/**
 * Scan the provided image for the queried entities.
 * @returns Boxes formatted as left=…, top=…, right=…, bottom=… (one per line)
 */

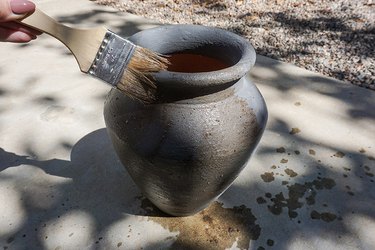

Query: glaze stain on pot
left=167, top=53, right=230, bottom=73
left=140, top=198, right=261, bottom=250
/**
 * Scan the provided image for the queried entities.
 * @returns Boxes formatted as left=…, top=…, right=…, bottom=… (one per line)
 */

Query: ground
left=93, top=0, right=375, bottom=90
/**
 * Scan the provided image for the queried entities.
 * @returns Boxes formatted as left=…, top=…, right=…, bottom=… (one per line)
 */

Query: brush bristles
left=117, top=46, right=170, bottom=103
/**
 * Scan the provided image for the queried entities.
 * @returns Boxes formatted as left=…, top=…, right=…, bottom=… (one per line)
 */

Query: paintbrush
left=19, top=8, right=169, bottom=103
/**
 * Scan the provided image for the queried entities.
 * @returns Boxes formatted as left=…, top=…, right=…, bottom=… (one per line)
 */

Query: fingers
left=0, top=0, right=38, bottom=42
left=0, top=21, right=42, bottom=35
left=0, top=23, right=40, bottom=42
left=10, top=0, right=36, bottom=15
left=0, top=25, right=36, bottom=42
left=0, top=0, right=36, bottom=22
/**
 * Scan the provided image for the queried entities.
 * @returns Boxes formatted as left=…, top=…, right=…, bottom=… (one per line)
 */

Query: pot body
left=103, top=25, right=268, bottom=216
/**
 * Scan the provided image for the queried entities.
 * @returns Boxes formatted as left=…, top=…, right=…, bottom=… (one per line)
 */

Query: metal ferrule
left=88, top=30, right=136, bottom=87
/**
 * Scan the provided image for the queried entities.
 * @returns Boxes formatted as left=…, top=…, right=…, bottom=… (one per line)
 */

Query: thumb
left=0, top=0, right=35, bottom=22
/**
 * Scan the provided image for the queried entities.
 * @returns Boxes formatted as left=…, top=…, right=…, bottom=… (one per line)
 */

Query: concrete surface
left=0, top=0, right=374, bottom=249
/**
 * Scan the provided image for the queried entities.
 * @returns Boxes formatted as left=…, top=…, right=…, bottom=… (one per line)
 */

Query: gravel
left=93, top=0, right=375, bottom=89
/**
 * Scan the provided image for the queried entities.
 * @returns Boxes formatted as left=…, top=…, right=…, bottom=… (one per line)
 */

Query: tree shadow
left=223, top=114, right=375, bottom=249
left=214, top=56, right=375, bottom=249
left=2, top=3, right=374, bottom=249
left=0, top=129, right=156, bottom=249
left=1, top=63, right=374, bottom=249
left=219, top=8, right=374, bottom=89
left=252, top=55, right=375, bottom=123
left=56, top=9, right=158, bottom=38
left=15, top=7, right=162, bottom=62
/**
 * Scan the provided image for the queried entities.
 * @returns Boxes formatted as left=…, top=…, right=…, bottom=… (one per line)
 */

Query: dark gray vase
left=103, top=25, right=268, bottom=216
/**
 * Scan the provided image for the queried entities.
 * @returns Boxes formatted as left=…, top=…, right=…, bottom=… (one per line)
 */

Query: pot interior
left=166, top=51, right=233, bottom=73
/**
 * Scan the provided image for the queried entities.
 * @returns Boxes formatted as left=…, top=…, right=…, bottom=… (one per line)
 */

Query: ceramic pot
left=103, top=25, right=268, bottom=216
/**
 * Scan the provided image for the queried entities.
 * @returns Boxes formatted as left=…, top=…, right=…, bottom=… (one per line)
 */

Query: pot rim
left=128, top=24, right=256, bottom=89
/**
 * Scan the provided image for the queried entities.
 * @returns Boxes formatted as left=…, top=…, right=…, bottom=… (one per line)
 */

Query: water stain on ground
left=333, top=151, right=345, bottom=158
left=284, top=168, right=298, bottom=177
left=276, top=147, right=286, bottom=153
left=280, top=158, right=289, bottom=164
left=259, top=177, right=336, bottom=219
left=359, top=148, right=366, bottom=153
left=256, top=197, right=267, bottom=204
left=40, top=105, right=75, bottom=123
left=310, top=210, right=337, bottom=222
left=266, top=239, right=275, bottom=246
left=140, top=199, right=261, bottom=250
left=261, top=172, right=275, bottom=182
left=289, top=127, right=301, bottom=135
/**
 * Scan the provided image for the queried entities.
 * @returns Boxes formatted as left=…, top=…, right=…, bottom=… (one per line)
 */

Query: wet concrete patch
left=333, top=151, right=345, bottom=158
left=280, top=158, right=289, bottom=164
left=140, top=199, right=261, bottom=250
left=266, top=239, right=275, bottom=246
left=284, top=168, right=298, bottom=177
left=261, top=172, right=275, bottom=182
left=40, top=105, right=75, bottom=123
left=255, top=145, right=371, bottom=230
left=138, top=146, right=372, bottom=249
left=256, top=197, right=267, bottom=204
left=363, top=163, right=374, bottom=177
left=310, top=210, right=337, bottom=222
left=259, top=177, right=336, bottom=219
left=276, top=147, right=286, bottom=153
left=289, top=127, right=301, bottom=135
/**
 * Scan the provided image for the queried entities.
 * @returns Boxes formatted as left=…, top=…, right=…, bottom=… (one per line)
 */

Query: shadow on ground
left=1, top=7, right=375, bottom=250
left=1, top=56, right=374, bottom=249
left=0, top=129, right=146, bottom=249
left=15, top=7, right=161, bottom=61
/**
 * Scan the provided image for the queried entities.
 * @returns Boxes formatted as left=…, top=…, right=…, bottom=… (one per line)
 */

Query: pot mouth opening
left=128, top=24, right=256, bottom=102
left=165, top=49, right=240, bottom=74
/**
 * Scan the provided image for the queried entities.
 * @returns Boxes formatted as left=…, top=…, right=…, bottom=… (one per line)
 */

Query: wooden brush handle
left=20, top=9, right=108, bottom=72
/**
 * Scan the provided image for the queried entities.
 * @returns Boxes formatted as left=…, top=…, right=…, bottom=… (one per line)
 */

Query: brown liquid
left=167, top=53, right=230, bottom=73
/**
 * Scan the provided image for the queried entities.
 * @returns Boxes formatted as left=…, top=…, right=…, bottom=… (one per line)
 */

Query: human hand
left=0, top=0, right=41, bottom=42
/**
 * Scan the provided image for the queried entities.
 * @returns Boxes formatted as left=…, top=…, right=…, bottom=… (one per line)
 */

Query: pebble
left=95, top=0, right=374, bottom=89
